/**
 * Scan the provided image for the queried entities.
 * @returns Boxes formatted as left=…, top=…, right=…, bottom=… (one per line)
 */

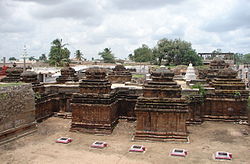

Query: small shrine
left=198, top=57, right=229, bottom=81
left=204, top=67, right=248, bottom=120
left=56, top=64, right=79, bottom=83
left=70, top=67, right=118, bottom=134
left=1, top=63, right=23, bottom=82
left=20, top=71, right=39, bottom=84
left=108, top=65, right=132, bottom=83
left=134, top=67, right=189, bottom=142
left=185, top=63, right=196, bottom=82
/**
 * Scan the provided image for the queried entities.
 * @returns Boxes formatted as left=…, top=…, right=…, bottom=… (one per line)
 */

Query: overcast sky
left=0, top=0, right=250, bottom=60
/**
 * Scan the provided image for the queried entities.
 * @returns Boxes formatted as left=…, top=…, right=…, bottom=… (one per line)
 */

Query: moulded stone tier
left=71, top=67, right=118, bottom=134
left=56, top=66, right=79, bottom=83
left=209, top=57, right=229, bottom=70
left=1, top=64, right=23, bottom=82
left=108, top=65, right=132, bottom=83
left=203, top=67, right=248, bottom=121
left=198, top=57, right=229, bottom=80
left=21, top=71, right=39, bottom=84
left=143, top=67, right=181, bottom=98
left=80, top=68, right=111, bottom=94
left=134, top=67, right=189, bottom=142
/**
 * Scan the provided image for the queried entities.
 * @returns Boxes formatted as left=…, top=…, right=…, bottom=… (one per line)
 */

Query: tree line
left=7, top=38, right=250, bottom=67
left=129, top=38, right=203, bottom=66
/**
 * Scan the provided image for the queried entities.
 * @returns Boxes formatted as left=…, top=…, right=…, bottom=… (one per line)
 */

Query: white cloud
left=0, top=0, right=250, bottom=61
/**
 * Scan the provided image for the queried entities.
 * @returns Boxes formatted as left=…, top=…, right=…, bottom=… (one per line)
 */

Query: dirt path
left=0, top=117, right=249, bottom=164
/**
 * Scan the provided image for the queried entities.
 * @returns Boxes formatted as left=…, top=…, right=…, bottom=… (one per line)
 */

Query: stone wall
left=0, top=84, right=36, bottom=144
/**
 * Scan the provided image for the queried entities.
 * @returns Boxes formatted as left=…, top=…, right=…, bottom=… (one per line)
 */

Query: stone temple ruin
left=198, top=57, right=229, bottom=81
left=134, top=67, right=188, bottom=142
left=108, top=64, right=132, bottom=83
left=56, top=64, right=79, bottom=83
left=1, top=63, right=23, bottom=82
left=204, top=67, right=248, bottom=120
left=0, top=84, right=36, bottom=144
left=0, top=60, right=249, bottom=144
left=70, top=68, right=118, bottom=134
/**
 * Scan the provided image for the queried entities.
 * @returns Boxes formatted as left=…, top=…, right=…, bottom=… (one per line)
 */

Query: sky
left=0, top=0, right=250, bottom=60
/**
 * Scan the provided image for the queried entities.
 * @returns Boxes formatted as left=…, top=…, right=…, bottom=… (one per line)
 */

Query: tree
left=75, top=50, right=83, bottom=61
left=129, top=44, right=153, bottom=62
left=9, top=57, right=17, bottom=61
left=180, top=49, right=203, bottom=66
left=39, top=54, right=47, bottom=62
left=209, top=49, right=223, bottom=59
left=128, top=54, right=133, bottom=61
left=212, top=48, right=222, bottom=54
left=48, top=39, right=70, bottom=66
left=153, top=38, right=202, bottom=66
left=98, top=48, right=115, bottom=63
left=233, top=53, right=244, bottom=65
left=29, top=56, right=37, bottom=61
left=243, top=53, right=250, bottom=63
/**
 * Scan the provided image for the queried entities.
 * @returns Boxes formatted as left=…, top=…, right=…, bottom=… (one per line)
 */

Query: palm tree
left=48, top=39, right=70, bottom=66
left=75, top=50, right=83, bottom=61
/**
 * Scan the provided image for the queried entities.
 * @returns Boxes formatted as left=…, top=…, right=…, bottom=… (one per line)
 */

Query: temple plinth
left=204, top=67, right=248, bottom=120
left=70, top=67, right=118, bottom=134
left=108, top=65, right=132, bottom=83
left=56, top=65, right=79, bottom=83
left=134, top=67, right=188, bottom=142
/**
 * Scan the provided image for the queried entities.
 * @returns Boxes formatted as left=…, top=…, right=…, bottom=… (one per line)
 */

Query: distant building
left=238, top=63, right=250, bottom=88
left=198, top=53, right=234, bottom=66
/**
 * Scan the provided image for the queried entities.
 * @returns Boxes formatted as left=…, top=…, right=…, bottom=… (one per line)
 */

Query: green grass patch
left=132, top=74, right=145, bottom=78
left=195, top=65, right=209, bottom=69
left=0, top=82, right=25, bottom=87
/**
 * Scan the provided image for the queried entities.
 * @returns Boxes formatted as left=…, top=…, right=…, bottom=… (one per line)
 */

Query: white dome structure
left=185, top=63, right=196, bottom=81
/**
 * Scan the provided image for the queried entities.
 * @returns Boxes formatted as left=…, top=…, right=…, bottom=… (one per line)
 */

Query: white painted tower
left=185, top=63, right=196, bottom=81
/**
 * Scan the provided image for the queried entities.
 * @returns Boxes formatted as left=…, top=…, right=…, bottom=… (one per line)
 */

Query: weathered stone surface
left=198, top=57, right=229, bottom=81
left=35, top=85, right=79, bottom=121
left=108, top=65, right=132, bottom=83
left=115, top=87, right=142, bottom=121
left=0, top=84, right=36, bottom=144
left=182, top=88, right=204, bottom=124
left=134, top=67, right=189, bottom=142
left=204, top=67, right=248, bottom=121
left=71, top=67, right=118, bottom=134
left=1, top=64, right=23, bottom=82
left=56, top=66, right=79, bottom=83
left=21, top=71, right=39, bottom=84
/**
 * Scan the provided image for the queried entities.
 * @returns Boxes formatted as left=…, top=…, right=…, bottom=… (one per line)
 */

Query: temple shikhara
left=56, top=64, right=79, bottom=83
left=108, top=64, right=132, bottom=83
left=70, top=68, right=118, bottom=134
left=134, top=67, right=189, bottom=142
left=204, top=67, right=248, bottom=120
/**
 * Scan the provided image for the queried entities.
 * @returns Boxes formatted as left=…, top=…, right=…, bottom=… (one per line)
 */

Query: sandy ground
left=0, top=117, right=249, bottom=164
